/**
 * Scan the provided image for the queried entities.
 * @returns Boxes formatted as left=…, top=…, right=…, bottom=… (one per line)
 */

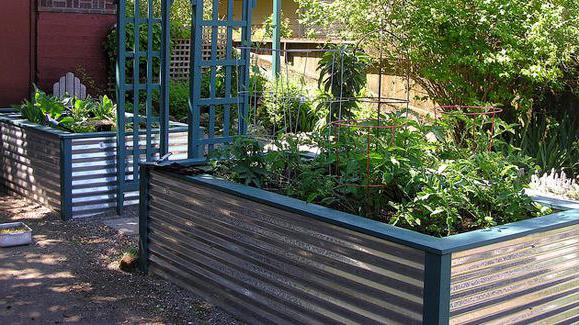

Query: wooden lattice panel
left=170, top=39, right=191, bottom=81
left=170, top=31, right=227, bottom=81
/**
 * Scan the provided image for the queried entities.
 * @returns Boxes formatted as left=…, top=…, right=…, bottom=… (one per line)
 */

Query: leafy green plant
left=262, top=78, right=320, bottom=133
left=211, top=113, right=550, bottom=237
left=17, top=89, right=117, bottom=133
left=18, top=88, right=67, bottom=127
left=259, top=11, right=293, bottom=40
left=210, top=137, right=268, bottom=187
left=317, top=45, right=371, bottom=121
left=150, top=80, right=190, bottom=122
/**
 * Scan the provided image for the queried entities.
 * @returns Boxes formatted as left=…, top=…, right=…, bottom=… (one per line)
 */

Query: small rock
left=119, top=255, right=138, bottom=273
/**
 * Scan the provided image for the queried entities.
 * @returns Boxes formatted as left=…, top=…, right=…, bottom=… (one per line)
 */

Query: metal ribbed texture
left=0, top=122, right=61, bottom=210
left=146, top=171, right=425, bottom=325
left=450, top=224, right=579, bottom=324
left=71, top=132, right=187, bottom=218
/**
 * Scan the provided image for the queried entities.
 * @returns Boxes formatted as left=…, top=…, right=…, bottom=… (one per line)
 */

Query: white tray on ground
left=0, top=222, right=32, bottom=248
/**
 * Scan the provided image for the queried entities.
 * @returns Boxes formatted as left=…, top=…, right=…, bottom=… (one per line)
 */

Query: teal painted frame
left=139, top=162, right=579, bottom=324
left=116, top=0, right=172, bottom=215
left=188, top=0, right=255, bottom=159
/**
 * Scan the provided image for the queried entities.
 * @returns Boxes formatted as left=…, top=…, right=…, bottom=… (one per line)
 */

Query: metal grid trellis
left=116, top=0, right=171, bottom=214
left=188, top=0, right=255, bottom=159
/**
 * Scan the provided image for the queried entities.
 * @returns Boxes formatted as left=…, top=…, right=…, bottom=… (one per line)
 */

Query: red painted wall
left=0, top=1, right=32, bottom=107
left=36, top=12, right=115, bottom=96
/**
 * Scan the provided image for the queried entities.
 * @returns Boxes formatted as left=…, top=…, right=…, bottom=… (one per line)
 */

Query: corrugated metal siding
left=450, top=224, right=579, bottom=324
left=71, top=131, right=187, bottom=218
left=0, top=122, right=61, bottom=210
left=145, top=171, right=426, bottom=325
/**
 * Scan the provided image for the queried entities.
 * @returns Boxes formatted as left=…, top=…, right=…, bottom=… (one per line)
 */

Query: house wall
left=0, top=1, right=33, bottom=107
left=36, top=0, right=116, bottom=96
left=220, top=0, right=302, bottom=36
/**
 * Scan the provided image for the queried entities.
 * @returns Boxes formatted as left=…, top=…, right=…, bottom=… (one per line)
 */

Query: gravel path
left=0, top=189, right=241, bottom=325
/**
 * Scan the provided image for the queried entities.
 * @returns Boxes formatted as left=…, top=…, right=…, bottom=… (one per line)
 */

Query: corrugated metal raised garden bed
left=138, top=163, right=579, bottom=325
left=0, top=112, right=187, bottom=219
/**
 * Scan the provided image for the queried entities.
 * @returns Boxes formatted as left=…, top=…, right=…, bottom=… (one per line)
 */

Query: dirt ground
left=0, top=189, right=241, bottom=325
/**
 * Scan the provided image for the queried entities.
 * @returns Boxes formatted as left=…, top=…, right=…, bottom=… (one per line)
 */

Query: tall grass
left=517, top=112, right=579, bottom=176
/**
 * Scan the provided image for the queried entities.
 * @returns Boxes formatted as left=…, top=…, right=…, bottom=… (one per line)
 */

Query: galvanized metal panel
left=0, top=122, right=62, bottom=210
left=70, top=132, right=188, bottom=218
left=0, top=117, right=188, bottom=219
left=450, top=224, right=579, bottom=324
left=145, top=171, right=425, bottom=324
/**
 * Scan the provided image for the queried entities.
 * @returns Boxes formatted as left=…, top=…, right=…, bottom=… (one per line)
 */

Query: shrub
left=298, top=0, right=579, bottom=116
left=261, top=78, right=320, bottom=133
left=211, top=113, right=550, bottom=237
left=316, top=45, right=371, bottom=121
left=514, top=112, right=579, bottom=175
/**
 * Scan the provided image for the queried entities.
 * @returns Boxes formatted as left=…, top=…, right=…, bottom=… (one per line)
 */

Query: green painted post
left=160, top=0, right=171, bottom=156
left=59, top=137, right=73, bottom=220
left=423, top=252, right=451, bottom=324
left=116, top=0, right=127, bottom=215
left=138, top=164, right=151, bottom=274
left=271, top=0, right=281, bottom=77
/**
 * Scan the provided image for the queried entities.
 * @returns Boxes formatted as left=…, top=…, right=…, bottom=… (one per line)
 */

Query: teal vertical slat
left=159, top=0, right=171, bottom=156
left=238, top=0, right=255, bottom=135
left=138, top=164, right=151, bottom=274
left=188, top=0, right=203, bottom=158
left=271, top=0, right=281, bottom=77
left=59, top=138, right=73, bottom=220
left=132, top=0, right=141, bottom=184
left=208, top=0, right=219, bottom=153
left=115, top=0, right=127, bottom=215
left=145, top=0, right=154, bottom=161
left=223, top=0, right=233, bottom=137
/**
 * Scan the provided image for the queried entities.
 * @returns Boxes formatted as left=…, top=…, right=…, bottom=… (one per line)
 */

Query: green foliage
left=515, top=112, right=579, bottom=175
left=210, top=137, right=268, bottom=187
left=103, top=22, right=163, bottom=83
left=17, top=89, right=117, bottom=133
left=316, top=45, right=371, bottom=120
left=258, top=11, right=293, bottom=40
left=150, top=80, right=190, bottom=122
left=298, top=0, right=579, bottom=115
left=261, top=78, right=319, bottom=133
left=211, top=113, right=550, bottom=237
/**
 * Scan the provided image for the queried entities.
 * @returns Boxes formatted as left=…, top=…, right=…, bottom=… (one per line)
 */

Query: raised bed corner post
left=188, top=0, right=255, bottom=159
left=138, top=164, right=152, bottom=274
left=116, top=0, right=172, bottom=215
left=59, top=137, right=73, bottom=221
left=423, top=252, right=452, bottom=325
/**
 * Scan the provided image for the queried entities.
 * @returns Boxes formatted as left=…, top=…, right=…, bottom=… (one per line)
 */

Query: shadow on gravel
left=0, top=189, right=242, bottom=325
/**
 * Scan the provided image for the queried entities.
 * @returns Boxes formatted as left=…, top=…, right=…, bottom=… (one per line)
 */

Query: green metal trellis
left=188, top=0, right=255, bottom=158
left=116, top=0, right=255, bottom=213
left=116, top=0, right=171, bottom=214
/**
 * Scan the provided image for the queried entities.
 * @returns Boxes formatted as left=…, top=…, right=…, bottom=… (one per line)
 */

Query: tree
left=297, top=0, right=579, bottom=115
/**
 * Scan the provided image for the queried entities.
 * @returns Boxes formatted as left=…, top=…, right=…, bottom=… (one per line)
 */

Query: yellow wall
left=219, top=0, right=302, bottom=36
